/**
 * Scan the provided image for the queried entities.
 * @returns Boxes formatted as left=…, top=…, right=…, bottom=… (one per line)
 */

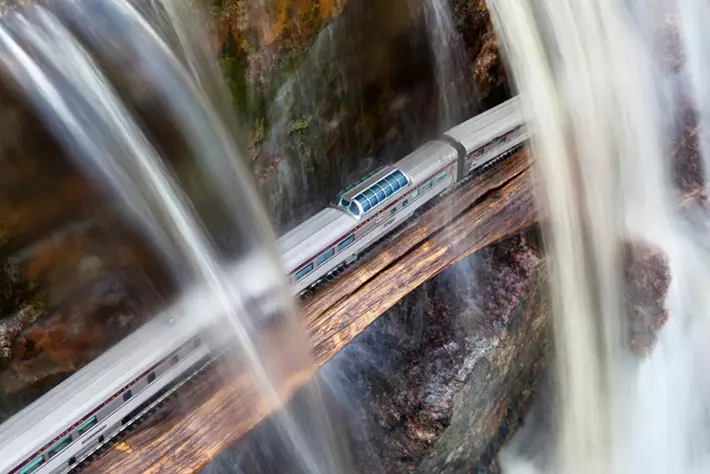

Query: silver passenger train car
left=0, top=96, right=526, bottom=474
left=282, top=96, right=526, bottom=295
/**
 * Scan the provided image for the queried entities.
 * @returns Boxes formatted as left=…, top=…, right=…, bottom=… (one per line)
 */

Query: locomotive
left=0, top=96, right=526, bottom=474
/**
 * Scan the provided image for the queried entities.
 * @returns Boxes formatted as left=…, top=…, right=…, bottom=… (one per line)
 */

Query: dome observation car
left=331, top=166, right=410, bottom=219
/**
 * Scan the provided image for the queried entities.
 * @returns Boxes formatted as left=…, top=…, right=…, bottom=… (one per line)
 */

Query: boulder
left=623, top=240, right=671, bottom=356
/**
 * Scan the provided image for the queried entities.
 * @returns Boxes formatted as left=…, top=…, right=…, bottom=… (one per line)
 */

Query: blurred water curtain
left=0, top=0, right=353, bottom=471
left=491, top=0, right=710, bottom=473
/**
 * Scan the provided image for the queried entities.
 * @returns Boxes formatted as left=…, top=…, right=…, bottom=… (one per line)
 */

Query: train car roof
left=443, top=96, right=524, bottom=153
left=339, top=165, right=406, bottom=201
left=279, top=207, right=354, bottom=272
left=338, top=166, right=397, bottom=202
left=395, top=140, right=458, bottom=185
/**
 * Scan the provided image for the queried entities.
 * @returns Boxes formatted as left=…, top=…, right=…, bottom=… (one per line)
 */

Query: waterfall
left=419, top=0, right=471, bottom=130
left=490, top=0, right=710, bottom=472
left=0, top=0, right=350, bottom=472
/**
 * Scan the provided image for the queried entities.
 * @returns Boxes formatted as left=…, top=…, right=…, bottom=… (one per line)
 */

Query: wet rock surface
left=204, top=230, right=551, bottom=474
left=0, top=77, right=178, bottom=418
left=657, top=11, right=707, bottom=205
left=671, top=101, right=706, bottom=201
left=623, top=240, right=671, bottom=356
left=349, top=231, right=549, bottom=474
left=451, top=0, right=508, bottom=107
left=0, top=215, right=173, bottom=421
left=0, top=236, right=44, bottom=370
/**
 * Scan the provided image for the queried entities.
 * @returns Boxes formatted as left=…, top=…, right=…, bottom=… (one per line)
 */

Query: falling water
left=419, top=0, right=471, bottom=130
left=0, top=1, right=349, bottom=472
left=489, top=0, right=710, bottom=473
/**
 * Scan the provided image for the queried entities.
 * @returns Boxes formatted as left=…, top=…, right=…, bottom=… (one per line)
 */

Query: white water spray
left=490, top=0, right=710, bottom=473
left=419, top=0, right=470, bottom=129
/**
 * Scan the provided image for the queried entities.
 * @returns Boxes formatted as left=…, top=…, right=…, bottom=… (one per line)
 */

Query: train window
left=380, top=181, right=394, bottom=196
left=336, top=166, right=383, bottom=197
left=317, top=248, right=335, bottom=265
left=363, top=189, right=377, bottom=206
left=392, top=171, right=408, bottom=187
left=371, top=184, right=386, bottom=201
left=337, top=235, right=355, bottom=252
left=385, top=175, right=400, bottom=192
left=355, top=195, right=370, bottom=212
left=48, top=434, right=73, bottom=458
left=148, top=372, right=156, bottom=384
left=403, top=199, right=409, bottom=207
left=411, top=189, right=419, bottom=199
left=19, top=456, right=45, bottom=474
left=390, top=208, right=396, bottom=215
left=348, top=201, right=361, bottom=216
left=78, top=415, right=98, bottom=436
left=436, top=171, right=448, bottom=183
left=295, top=263, right=314, bottom=281
left=123, top=389, right=133, bottom=402
left=421, top=180, right=433, bottom=192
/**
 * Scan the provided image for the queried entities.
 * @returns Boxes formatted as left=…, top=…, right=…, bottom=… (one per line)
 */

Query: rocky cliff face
left=0, top=85, right=177, bottom=421
left=343, top=231, right=549, bottom=474
left=214, top=0, right=507, bottom=231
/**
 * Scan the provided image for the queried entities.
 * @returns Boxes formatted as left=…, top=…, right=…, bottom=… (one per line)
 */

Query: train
left=0, top=96, right=526, bottom=474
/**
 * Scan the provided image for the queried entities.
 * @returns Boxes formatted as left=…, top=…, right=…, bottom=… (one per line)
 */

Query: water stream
left=419, top=0, right=471, bottom=131
left=490, top=0, right=710, bottom=472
